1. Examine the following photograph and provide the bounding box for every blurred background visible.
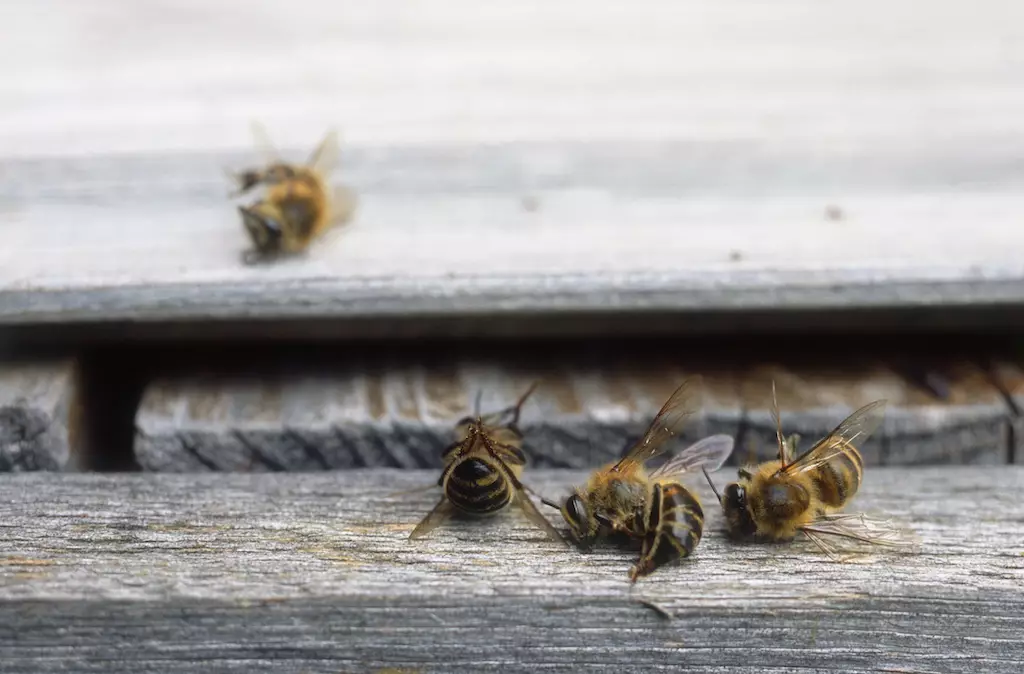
[2,1,1024,474]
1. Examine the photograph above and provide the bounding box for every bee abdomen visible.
[657,482,705,557]
[812,443,863,509]
[444,457,511,515]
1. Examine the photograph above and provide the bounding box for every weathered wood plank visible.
[2,2,1024,326]
[0,468,1020,673]
[0,359,80,471]
[133,352,1012,471]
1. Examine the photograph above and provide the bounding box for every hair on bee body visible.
[406,381,565,546]
[229,121,357,265]
[542,376,736,582]
[703,381,916,558]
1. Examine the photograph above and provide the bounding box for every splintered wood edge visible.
[133,360,1015,470]
[0,359,80,471]
[0,468,1020,673]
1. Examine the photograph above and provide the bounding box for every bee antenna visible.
[702,467,723,504]
[509,379,541,425]
[540,497,561,511]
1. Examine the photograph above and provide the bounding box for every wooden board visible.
[0,468,1020,673]
[134,350,1014,471]
[0,358,79,471]
[3,2,1024,327]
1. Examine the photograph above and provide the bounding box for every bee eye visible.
[724,483,746,509]
[564,495,587,529]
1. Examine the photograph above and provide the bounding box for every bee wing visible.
[648,434,735,481]
[800,512,919,560]
[514,486,568,546]
[249,120,282,165]
[329,185,359,226]
[611,377,703,474]
[782,400,887,475]
[770,380,789,464]
[408,497,457,540]
[482,435,567,547]
[307,128,342,177]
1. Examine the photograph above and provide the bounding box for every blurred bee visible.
[408,382,565,545]
[542,377,735,582]
[228,122,357,265]
[703,382,913,558]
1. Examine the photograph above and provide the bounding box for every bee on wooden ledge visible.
[227,121,358,266]
[398,382,566,546]
[543,376,735,582]
[703,382,917,559]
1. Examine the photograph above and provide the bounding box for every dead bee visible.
[703,382,914,558]
[408,382,565,545]
[542,377,735,581]
[229,122,357,265]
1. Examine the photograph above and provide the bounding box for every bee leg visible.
[628,536,656,583]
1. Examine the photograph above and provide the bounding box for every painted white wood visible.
[2,1,1023,323]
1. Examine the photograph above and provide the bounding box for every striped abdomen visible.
[440,435,527,515]
[630,482,705,579]
[810,440,863,510]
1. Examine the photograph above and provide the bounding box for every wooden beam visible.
[134,352,1012,471]
[0,358,80,471]
[0,468,1020,672]
[2,2,1024,328]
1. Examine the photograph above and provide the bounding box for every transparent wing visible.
[771,380,789,464]
[783,400,887,475]
[800,512,919,560]
[409,497,457,540]
[249,120,282,165]
[329,185,359,226]
[307,128,341,176]
[612,377,703,473]
[649,434,735,481]
[514,487,568,546]
[479,432,566,546]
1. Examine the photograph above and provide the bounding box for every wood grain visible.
[2,2,1024,327]
[134,353,1013,471]
[0,358,79,471]
[0,467,1020,673]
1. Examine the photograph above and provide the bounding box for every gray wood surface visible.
[0,467,1020,673]
[3,1,1024,327]
[134,356,1013,471]
[0,359,78,471]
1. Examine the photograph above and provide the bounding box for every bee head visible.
[238,204,284,258]
[722,481,758,539]
[703,467,757,540]
[559,493,598,547]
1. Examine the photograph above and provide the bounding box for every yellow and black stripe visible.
[440,438,526,516]
[809,440,863,510]
[631,482,705,578]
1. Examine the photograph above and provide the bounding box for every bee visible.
[407,382,565,545]
[229,122,357,265]
[703,382,913,558]
[542,377,735,582]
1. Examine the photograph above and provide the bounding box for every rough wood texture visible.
[0,468,1020,673]
[0,359,79,471]
[3,2,1024,327]
[134,354,1013,471]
